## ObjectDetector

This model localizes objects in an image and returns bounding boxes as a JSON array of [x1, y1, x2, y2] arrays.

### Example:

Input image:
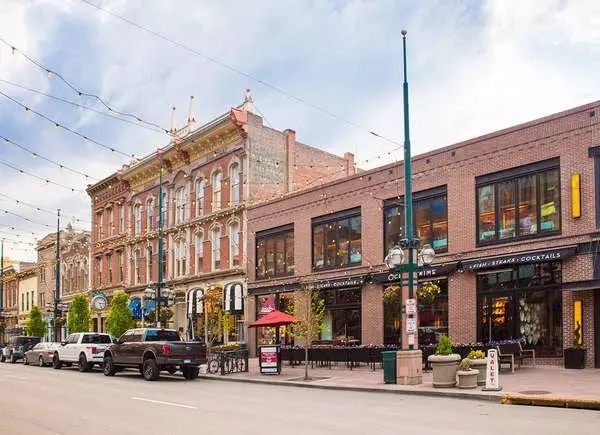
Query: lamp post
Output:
[[156, 155, 164, 327], [54, 209, 60, 342]]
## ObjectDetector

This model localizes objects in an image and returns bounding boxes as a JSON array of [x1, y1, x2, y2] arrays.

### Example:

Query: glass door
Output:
[[479, 294, 514, 343]]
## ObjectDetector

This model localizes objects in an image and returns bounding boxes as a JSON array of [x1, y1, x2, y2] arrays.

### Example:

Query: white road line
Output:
[[4, 374, 28, 380], [131, 397, 198, 410]]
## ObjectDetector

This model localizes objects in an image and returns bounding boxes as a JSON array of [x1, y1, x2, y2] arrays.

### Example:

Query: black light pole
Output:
[[54, 209, 60, 342], [156, 155, 164, 327]]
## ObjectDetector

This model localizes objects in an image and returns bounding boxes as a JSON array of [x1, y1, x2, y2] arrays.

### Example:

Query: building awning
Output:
[[223, 282, 244, 315], [371, 262, 457, 284], [187, 288, 204, 316], [462, 245, 577, 272]]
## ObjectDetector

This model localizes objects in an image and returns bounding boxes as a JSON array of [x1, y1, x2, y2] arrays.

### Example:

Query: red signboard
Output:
[[259, 345, 280, 374]]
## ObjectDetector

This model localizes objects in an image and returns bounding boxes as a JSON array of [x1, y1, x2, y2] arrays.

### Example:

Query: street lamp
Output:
[[143, 286, 174, 327]]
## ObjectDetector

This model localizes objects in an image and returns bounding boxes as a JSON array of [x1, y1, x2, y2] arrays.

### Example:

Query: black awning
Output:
[[462, 245, 577, 272], [187, 288, 204, 316], [371, 262, 457, 284]]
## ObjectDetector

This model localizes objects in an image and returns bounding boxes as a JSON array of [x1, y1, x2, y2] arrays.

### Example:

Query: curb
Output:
[[198, 375, 502, 403], [502, 394, 600, 410]]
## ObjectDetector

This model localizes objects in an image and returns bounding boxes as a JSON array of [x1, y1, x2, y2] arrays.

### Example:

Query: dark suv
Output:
[[1, 336, 41, 363]]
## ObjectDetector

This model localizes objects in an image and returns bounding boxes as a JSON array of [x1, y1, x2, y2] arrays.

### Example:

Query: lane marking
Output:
[[4, 374, 29, 380], [131, 397, 198, 410]]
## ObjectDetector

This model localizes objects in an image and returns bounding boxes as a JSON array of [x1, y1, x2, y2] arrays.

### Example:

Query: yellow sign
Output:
[[571, 173, 581, 218]]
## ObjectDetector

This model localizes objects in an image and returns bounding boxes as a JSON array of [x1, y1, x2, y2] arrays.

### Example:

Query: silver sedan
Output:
[[24, 342, 60, 367]]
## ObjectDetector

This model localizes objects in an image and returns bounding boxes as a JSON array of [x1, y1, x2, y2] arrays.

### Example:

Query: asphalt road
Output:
[[0, 362, 599, 435]]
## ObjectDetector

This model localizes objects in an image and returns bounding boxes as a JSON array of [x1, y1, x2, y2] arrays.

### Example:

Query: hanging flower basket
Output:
[[417, 281, 441, 304], [383, 285, 402, 304]]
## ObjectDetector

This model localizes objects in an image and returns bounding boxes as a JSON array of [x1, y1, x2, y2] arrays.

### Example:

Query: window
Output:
[[196, 179, 205, 217], [117, 251, 123, 282], [40, 267, 46, 283], [312, 208, 361, 271], [119, 204, 125, 233], [135, 249, 141, 284], [162, 243, 168, 277], [230, 164, 240, 205], [477, 159, 560, 245], [477, 262, 563, 357], [212, 228, 221, 270], [256, 225, 294, 279], [196, 233, 204, 273], [96, 257, 102, 287], [320, 288, 361, 344], [212, 171, 222, 211], [384, 186, 448, 255], [147, 245, 153, 282], [107, 254, 113, 284], [134, 204, 142, 234], [147, 199, 154, 231], [26, 292, 29, 311], [107, 208, 113, 237], [161, 191, 168, 226], [175, 240, 186, 277], [175, 187, 187, 224], [230, 222, 240, 267], [97, 212, 103, 240]]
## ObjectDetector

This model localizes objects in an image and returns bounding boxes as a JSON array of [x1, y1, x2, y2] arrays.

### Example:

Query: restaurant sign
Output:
[[314, 276, 365, 290], [462, 246, 577, 271], [371, 263, 457, 284]]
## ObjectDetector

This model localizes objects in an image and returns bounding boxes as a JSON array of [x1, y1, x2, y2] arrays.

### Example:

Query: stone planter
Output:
[[469, 358, 487, 386], [428, 354, 461, 388], [457, 369, 479, 389]]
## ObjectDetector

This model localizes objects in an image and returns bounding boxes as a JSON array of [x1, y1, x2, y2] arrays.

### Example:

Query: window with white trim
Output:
[[212, 228, 221, 270], [196, 179, 205, 217], [212, 171, 222, 211], [135, 249, 141, 284], [147, 199, 154, 231], [195, 233, 204, 273], [230, 164, 240, 205], [107, 208, 113, 237], [134, 204, 142, 234], [176, 187, 187, 224], [147, 245, 153, 282], [119, 204, 125, 233], [230, 222, 240, 267], [175, 239, 187, 277], [97, 212, 103, 240]]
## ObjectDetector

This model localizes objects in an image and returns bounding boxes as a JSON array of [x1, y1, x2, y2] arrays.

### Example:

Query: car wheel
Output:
[[79, 353, 91, 372], [103, 356, 117, 376], [52, 353, 62, 370], [142, 358, 160, 381], [39, 355, 45, 367], [182, 366, 199, 380]]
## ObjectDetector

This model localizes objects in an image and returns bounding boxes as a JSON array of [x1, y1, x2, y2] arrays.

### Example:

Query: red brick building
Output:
[[247, 100, 600, 367], [87, 93, 355, 341]]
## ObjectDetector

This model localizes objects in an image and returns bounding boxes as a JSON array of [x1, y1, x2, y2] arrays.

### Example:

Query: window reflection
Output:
[[312, 209, 361, 271], [255, 227, 294, 279]]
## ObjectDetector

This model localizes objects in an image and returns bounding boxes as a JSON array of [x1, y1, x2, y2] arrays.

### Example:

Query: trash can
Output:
[[382, 351, 397, 384]]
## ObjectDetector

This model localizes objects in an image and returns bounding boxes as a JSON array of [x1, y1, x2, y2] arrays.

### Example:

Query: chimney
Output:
[[187, 95, 197, 126], [344, 152, 355, 176], [284, 129, 296, 193], [170, 106, 177, 134]]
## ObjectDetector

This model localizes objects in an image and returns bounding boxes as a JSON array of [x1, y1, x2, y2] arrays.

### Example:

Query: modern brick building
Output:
[[87, 92, 355, 342], [247, 100, 600, 368]]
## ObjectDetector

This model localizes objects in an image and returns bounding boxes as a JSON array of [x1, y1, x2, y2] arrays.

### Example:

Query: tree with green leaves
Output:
[[26, 305, 47, 338], [67, 294, 90, 333], [105, 291, 134, 339], [286, 279, 326, 381]]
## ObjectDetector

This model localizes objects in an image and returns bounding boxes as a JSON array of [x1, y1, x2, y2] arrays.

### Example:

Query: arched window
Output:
[[212, 227, 221, 271], [147, 199, 154, 231], [229, 164, 240, 205], [229, 222, 240, 267], [176, 187, 187, 224], [212, 171, 222, 211], [147, 245, 153, 282], [134, 204, 142, 234], [175, 239, 187, 277], [195, 233, 204, 273], [107, 208, 113, 237], [196, 179, 205, 217]]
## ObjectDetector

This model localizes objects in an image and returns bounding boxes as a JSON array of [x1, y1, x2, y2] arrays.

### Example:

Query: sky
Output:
[[1, 0, 600, 262]]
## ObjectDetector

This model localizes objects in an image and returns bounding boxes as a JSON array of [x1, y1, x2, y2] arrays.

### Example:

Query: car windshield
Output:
[[144, 330, 181, 342], [81, 334, 112, 344]]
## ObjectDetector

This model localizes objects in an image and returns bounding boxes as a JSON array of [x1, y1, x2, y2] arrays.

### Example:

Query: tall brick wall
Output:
[[362, 284, 383, 345]]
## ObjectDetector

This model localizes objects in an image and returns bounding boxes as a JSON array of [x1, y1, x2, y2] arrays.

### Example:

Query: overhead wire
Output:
[[0, 158, 85, 193], [0, 192, 90, 224], [1, 208, 53, 229]]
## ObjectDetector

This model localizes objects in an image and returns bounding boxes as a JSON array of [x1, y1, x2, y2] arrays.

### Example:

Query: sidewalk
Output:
[[200, 358, 600, 409]]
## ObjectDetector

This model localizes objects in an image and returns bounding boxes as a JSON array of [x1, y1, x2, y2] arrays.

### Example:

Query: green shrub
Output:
[[435, 334, 454, 355]]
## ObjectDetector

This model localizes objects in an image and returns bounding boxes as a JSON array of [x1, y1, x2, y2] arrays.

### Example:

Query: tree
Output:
[[67, 294, 90, 333], [286, 279, 326, 380], [105, 291, 134, 338], [26, 306, 47, 338]]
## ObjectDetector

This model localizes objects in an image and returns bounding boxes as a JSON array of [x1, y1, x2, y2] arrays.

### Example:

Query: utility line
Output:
[[0, 159, 86, 193], [0, 192, 90, 224]]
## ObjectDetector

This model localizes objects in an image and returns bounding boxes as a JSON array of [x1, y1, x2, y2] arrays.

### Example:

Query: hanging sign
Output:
[[406, 299, 417, 314], [406, 317, 417, 334], [483, 349, 502, 391]]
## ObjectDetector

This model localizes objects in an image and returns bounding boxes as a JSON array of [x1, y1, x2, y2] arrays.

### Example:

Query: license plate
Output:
[[184, 359, 191, 364]]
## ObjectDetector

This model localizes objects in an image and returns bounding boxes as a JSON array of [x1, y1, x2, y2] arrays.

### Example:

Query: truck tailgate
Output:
[[165, 342, 206, 360]]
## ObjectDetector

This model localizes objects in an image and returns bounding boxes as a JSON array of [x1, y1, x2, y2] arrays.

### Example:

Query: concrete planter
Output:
[[428, 354, 460, 388], [469, 358, 487, 386], [457, 369, 479, 389]]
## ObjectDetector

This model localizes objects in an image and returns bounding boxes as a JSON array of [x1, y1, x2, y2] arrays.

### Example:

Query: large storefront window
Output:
[[312, 208, 361, 271], [384, 186, 448, 256], [477, 261, 563, 357], [477, 159, 561, 244], [320, 288, 361, 344], [255, 225, 294, 279]]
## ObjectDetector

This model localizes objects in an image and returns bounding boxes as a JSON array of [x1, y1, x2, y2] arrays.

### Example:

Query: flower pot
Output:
[[428, 354, 461, 388], [564, 348, 586, 369], [469, 358, 487, 386], [457, 369, 479, 389]]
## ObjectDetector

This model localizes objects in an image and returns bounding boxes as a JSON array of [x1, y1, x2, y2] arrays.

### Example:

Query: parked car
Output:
[[103, 328, 207, 381], [1, 336, 41, 363], [24, 342, 60, 367], [52, 332, 114, 372]]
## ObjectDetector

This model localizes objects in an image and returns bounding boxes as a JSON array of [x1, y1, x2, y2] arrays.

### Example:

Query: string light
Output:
[[1, 208, 52, 229], [0, 159, 85, 193]]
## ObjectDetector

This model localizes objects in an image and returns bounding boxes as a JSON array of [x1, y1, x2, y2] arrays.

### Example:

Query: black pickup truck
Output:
[[103, 328, 207, 381]]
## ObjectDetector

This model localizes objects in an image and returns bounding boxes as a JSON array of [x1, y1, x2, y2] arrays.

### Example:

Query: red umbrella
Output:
[[249, 310, 300, 328]]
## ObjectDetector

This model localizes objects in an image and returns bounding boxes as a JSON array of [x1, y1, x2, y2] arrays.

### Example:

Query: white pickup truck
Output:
[[53, 332, 114, 372]]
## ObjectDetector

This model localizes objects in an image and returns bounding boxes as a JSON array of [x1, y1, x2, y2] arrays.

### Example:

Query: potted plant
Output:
[[427, 334, 460, 388], [457, 358, 479, 389], [467, 350, 487, 386], [564, 321, 586, 369]]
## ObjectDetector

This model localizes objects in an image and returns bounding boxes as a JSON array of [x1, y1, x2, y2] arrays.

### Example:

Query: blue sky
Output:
[[1, 0, 600, 261]]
